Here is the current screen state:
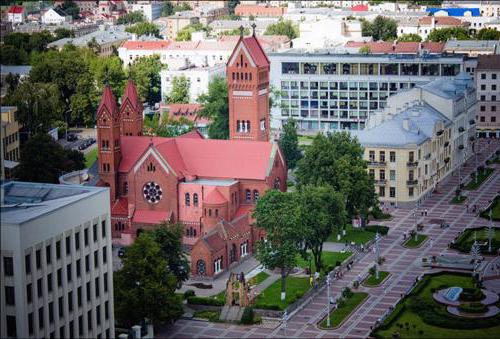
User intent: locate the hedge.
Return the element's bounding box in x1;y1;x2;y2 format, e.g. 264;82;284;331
240;307;254;324
458;302;488;314
187;296;224;306
365;225;390;235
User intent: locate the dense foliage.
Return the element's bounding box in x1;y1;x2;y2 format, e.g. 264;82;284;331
397;33;422;42
278;119;302;169
362;16;397;41
176;23;210;41
427;27;470;42
125;22;160;38
198;77;229;139
264;19;298;40
117;11;145;25
167;75;190;104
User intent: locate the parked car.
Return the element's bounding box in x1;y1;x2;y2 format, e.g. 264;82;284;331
67;134;78;142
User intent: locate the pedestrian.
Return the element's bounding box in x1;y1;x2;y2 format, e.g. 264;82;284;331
309;275;313;288
466;204;469;213
425;209;428;216
404;233;407;240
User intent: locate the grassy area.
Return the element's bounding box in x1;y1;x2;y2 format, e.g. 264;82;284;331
450;226;500;255
298;135;315;144
374;272;500;338
84;147;98;168
480;196;500;221
451;195;467;204
403;234;428;248
248;271;270;287
319;292;368;329
254;276;310;310
296;251;352;274
463;168;494;190
363;271;390;287
327;224;378;245
193;310;220;322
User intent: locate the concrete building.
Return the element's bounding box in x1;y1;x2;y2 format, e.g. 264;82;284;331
293;18;365;49
399;16;469;40
161;63;225;103
444;40;500;56
1;107;21;180
269;49;471;132
130;1;162;22
357;73;476;207
475;55;500;138
209;19;277;36
194;4;229;25
41;8;72;25
0;181;114;338
443;1;500;18
235;4;287;17
165;11;199;41
7;5;25;24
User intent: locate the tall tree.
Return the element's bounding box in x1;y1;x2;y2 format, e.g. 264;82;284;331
476;28;500;40
264;20;298;40
150;223;190;288
15;133;84;183
57;0;80;19
298;185;346;273
114;232;183;328
167;75;190;104
54;28;75;39
144;114;194;137
427;27;470;42
198;76;229;139
125;22;160;38
161;1;174;16
362;16;397;41
296;132;377;220
279;119;301;169
397;33;422;42
117;11;145;25
253;190;302;301
129;55;163;104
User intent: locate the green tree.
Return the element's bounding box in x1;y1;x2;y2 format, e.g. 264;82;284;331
476;28;500;40
228;0;240;14
221;27;250;36
129;55;164;104
144;114;194;137
113;232;183;328
125;22;160;38
167;75;190;104
253;190;302;301
161;1;174;16
198;76;229;139
54;28;75;40
279;119;301;169
173;2;192;12
4;73;20;96
296;132;377;220
70;72;100;126
57;0;80;19
0;45;29;65
87;37;101;54
298;185;346;273
397;33;422;42
150;222;190;288
176;23;209;41
15;133;84;183
89;55;126;98
117;11;145;25
362;16;397;41
264;19;298;40
427;27;470;42
359;45;371;55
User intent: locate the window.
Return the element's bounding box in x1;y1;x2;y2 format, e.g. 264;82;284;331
103;246;107;264
60;326;65;338
69;320;74;338
87;282;91;301
28;313;34;335
48;273;53;292
260;119;266;131
481;106;486;111
39;307;44;329
94;250;98;268
492;84;497;91
492;95;496;101
36;250;41;269
104;272;108;293
390;152;396;162
25;254;31;274
79;315;83;336
480;116;486;122
245;189;251;202
409;187;414;197
253;190;259;202
481;84;486;90
46;245;52;265
56;240;61;259
93;224;97;242
85;255;90;272
492;116;497;122
5;286;15;305
84;228;89;246
185;193;190;206
481;73;486;79
68;291;73;312
124;181;128;194
96;305;101;325
37;278;43;297
390;187;396;198
95;277;100;297
67;264;72;282
409;151;414;162
369;169;375;178
379;151;385;162
369;150;375;161
379;186;385;197
193;193;198;207
390;170;396;181
105;301;109;320
481;95;486;101
66;236;71;255
4;256;13;276
27;284;32;303
57;268;62;287
7;315;17;337
493;106;497;112
87;310;92;331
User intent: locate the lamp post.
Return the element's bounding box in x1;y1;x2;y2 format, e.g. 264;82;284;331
375;232;381;280
326;274;331;328
475;143;478;184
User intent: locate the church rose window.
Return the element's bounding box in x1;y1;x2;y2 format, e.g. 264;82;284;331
143;181;163;204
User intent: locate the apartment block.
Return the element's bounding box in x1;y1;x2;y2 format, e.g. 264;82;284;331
1;182;114;338
1;106;21;180
476;55;500;138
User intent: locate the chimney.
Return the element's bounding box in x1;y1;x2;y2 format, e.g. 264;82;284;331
431;16;436;28
403;118;410;131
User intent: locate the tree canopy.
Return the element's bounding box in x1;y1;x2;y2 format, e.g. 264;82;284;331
476;28;500;40
129;55;164;104
167;75;190;104
427;27;470;42
57;0;80;19
295;132;377;220
176;23;210;41
198;77;229;139
264;20;298;40
117;11;145;25
144;114;194;138
397;33;422;42
279;119;301;170
15;133;84;183
0;31;55;64
362;16;397;41
125;22;160;38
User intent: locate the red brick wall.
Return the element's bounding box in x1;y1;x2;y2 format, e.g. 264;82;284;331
120;100;143;137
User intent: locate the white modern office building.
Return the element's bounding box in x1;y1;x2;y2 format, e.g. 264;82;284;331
269;49;475;132
1;182;114;339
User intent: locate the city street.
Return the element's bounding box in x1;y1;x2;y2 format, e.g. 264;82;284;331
159;139;500;338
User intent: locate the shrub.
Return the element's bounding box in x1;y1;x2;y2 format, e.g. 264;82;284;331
342;287;353;299
369;266;377;275
240;307;254;324
458;302;487;314
353;280;360;289
184;289;196;299
187;296;224;306
459;288;485;302
365;225;390;235
255;303;281;310
337;297;346;308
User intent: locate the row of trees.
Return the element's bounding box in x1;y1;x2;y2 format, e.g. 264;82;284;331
256;131;377;300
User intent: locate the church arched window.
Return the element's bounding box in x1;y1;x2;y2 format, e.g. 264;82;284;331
193;193;198;207
253;190;259;202
185;193;190;206
245;189;251;202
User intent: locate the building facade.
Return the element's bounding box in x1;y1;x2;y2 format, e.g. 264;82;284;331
357;73;477;207
1;182;114;339
475;55;500;138
130;1;162;22
166;11;199;41
7;5;25;24
1;106;21;180
269;50;471;132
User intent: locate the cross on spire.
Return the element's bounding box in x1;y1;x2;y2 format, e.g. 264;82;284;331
239;25;245;37
251;23;257;36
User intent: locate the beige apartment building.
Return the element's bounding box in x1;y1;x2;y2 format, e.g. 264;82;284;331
476;55;500;138
357;73;476;207
1;106;21;180
166;11;199;40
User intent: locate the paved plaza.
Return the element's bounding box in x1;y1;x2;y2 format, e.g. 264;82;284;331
159;139;500;338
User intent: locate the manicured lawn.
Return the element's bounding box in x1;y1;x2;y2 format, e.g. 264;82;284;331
296;251;352;273
84;147;98;168
327;224;377;245
254;276;310;310
248;271;270;287
363;271;390;287
450;226;500;255
463;168;494;190
451;195;467;204
480;196;500;221
374;273;500;338
193;310;220;321
210;290;226;302
319;292;368;329
403;234;428;248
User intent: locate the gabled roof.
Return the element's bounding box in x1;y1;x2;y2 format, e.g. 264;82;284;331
241;35;270;67
419;16;466;27
204;188;227;205
351;4;368;11
8;5;24;14
111;197;128;215
121;79;141;111
97;85;119;117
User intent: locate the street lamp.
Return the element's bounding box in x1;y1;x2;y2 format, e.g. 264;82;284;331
375;232;381;280
326;274;331;328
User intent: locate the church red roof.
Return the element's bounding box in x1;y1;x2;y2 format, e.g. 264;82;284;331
204;188;227;205
8;5;24;13
121;79;140;110
98;85;118;116
242;35;270;67
111;197;128;215
118;136;275;180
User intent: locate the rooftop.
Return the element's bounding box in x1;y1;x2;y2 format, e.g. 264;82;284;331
426;7;480;17
182;179;238;186
419;16;466;27
477;55;500;70
1;181;107;225
48;25;132;48
345;41;445;54
418;72;474;99
445;40;500;51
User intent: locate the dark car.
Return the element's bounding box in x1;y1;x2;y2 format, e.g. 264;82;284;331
67;134;78;142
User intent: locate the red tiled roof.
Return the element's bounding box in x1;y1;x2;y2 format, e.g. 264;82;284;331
421;41;445;53
394;42;420;53
121;40;170;50
8;5;24;14
235;4;286;16
204;188;227;205
98;85;118;117
132;210;170;224
242;35;270;67
203;231;226;252
111;197;128;215
351;4;368;11
118;136;275;180
177;129;205;139
419;16;465;26
121;79;141;110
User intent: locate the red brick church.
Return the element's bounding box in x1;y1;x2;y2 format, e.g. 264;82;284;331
96;31;287;278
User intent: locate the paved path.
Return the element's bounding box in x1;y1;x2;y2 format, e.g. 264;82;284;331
159;139;500;338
